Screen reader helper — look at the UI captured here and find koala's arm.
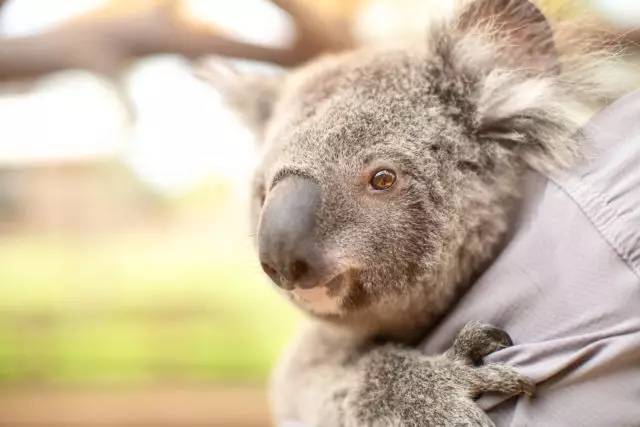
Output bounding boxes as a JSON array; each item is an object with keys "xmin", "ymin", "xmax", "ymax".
[{"xmin": 270, "ymin": 321, "xmax": 534, "ymax": 427}]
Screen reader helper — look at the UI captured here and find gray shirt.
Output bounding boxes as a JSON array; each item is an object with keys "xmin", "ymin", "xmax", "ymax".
[{"xmin": 421, "ymin": 90, "xmax": 640, "ymax": 426}]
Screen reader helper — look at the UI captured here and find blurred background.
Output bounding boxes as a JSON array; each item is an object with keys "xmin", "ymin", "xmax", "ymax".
[{"xmin": 0, "ymin": 0, "xmax": 638, "ymax": 426}]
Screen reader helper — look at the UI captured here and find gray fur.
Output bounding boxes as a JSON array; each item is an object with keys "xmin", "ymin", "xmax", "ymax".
[{"xmin": 199, "ymin": 0, "xmax": 627, "ymax": 425}]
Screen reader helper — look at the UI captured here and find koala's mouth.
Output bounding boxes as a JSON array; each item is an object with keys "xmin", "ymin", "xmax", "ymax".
[{"xmin": 287, "ymin": 271, "xmax": 355, "ymax": 315}]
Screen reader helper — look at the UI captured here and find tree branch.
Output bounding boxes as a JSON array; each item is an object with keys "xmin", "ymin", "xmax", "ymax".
[
  {"xmin": 0, "ymin": 0, "xmax": 355, "ymax": 82},
  {"xmin": 270, "ymin": 0, "xmax": 354, "ymax": 61}
]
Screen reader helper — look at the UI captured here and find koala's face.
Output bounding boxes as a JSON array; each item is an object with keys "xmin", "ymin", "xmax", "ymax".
[
  {"xmin": 253, "ymin": 49, "xmax": 465, "ymax": 318},
  {"xmin": 202, "ymin": 0, "xmax": 580, "ymax": 326}
]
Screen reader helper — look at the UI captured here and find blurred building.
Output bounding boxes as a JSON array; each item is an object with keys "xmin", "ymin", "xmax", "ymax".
[{"xmin": 0, "ymin": 159, "xmax": 157, "ymax": 234}]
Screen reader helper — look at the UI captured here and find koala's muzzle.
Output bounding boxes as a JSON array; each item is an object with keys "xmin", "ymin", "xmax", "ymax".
[{"xmin": 258, "ymin": 177, "xmax": 324, "ymax": 290}]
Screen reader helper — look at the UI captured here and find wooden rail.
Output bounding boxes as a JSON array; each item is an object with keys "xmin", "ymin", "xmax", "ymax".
[{"xmin": 0, "ymin": 384, "xmax": 272, "ymax": 427}]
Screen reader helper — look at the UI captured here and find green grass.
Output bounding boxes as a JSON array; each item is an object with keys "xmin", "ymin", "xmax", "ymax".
[{"xmin": 0, "ymin": 234, "xmax": 300, "ymax": 384}]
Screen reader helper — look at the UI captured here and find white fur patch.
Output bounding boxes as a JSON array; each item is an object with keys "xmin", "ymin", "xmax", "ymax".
[
  {"xmin": 290, "ymin": 286, "xmax": 342, "ymax": 315},
  {"xmin": 489, "ymin": 79, "xmax": 550, "ymax": 118},
  {"xmin": 480, "ymin": 73, "xmax": 552, "ymax": 121}
]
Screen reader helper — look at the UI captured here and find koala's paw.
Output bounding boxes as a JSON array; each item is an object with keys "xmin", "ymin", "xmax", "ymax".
[
  {"xmin": 446, "ymin": 321, "xmax": 514, "ymax": 366},
  {"xmin": 333, "ymin": 324, "xmax": 534, "ymax": 426},
  {"xmin": 459, "ymin": 362, "xmax": 535, "ymax": 399},
  {"xmin": 446, "ymin": 322, "xmax": 536, "ymax": 399},
  {"xmin": 339, "ymin": 347, "xmax": 500, "ymax": 427}
]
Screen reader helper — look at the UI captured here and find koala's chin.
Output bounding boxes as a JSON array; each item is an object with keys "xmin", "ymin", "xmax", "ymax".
[
  {"xmin": 283, "ymin": 272, "xmax": 355, "ymax": 317},
  {"xmin": 289, "ymin": 287, "xmax": 343, "ymax": 316}
]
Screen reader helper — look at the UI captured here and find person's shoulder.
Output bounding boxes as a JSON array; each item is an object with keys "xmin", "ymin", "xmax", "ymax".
[{"xmin": 550, "ymin": 90, "xmax": 640, "ymax": 279}]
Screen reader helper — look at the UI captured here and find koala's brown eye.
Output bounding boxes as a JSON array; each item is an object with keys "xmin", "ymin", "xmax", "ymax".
[{"xmin": 370, "ymin": 169, "xmax": 396, "ymax": 191}]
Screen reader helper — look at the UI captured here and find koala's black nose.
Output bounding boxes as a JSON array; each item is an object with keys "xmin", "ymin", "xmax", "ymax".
[{"xmin": 258, "ymin": 176, "xmax": 322, "ymax": 290}]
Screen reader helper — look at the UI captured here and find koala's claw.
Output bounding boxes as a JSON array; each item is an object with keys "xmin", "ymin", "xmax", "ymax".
[
  {"xmin": 446, "ymin": 321, "xmax": 515, "ymax": 365},
  {"xmin": 522, "ymin": 377, "xmax": 536, "ymax": 397},
  {"xmin": 483, "ymin": 325, "xmax": 514, "ymax": 349}
]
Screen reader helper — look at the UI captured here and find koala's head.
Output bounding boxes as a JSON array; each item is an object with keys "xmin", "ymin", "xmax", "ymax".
[{"xmin": 201, "ymin": 0, "xmax": 615, "ymax": 333}]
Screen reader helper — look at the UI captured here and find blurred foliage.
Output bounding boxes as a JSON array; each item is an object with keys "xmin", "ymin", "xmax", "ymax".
[{"xmin": 0, "ymin": 232, "xmax": 300, "ymax": 384}]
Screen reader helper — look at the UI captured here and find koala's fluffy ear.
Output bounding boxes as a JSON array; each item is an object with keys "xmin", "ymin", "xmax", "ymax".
[
  {"xmin": 195, "ymin": 60, "xmax": 284, "ymax": 139},
  {"xmin": 455, "ymin": 0, "xmax": 559, "ymax": 74},
  {"xmin": 449, "ymin": 0, "xmax": 587, "ymax": 170}
]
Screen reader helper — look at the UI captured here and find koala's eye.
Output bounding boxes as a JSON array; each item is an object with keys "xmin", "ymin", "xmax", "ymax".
[{"xmin": 370, "ymin": 169, "xmax": 396, "ymax": 191}]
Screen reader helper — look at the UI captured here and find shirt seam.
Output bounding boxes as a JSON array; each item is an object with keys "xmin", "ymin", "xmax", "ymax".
[{"xmin": 544, "ymin": 172, "xmax": 640, "ymax": 280}]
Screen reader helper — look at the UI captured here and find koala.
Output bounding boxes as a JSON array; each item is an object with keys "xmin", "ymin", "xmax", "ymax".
[{"xmin": 199, "ymin": 0, "xmax": 626, "ymax": 425}]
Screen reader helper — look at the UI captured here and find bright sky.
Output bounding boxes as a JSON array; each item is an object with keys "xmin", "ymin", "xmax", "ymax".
[
  {"xmin": 0, "ymin": 0, "xmax": 290, "ymax": 194},
  {"xmin": 124, "ymin": 56, "xmax": 256, "ymax": 194}
]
